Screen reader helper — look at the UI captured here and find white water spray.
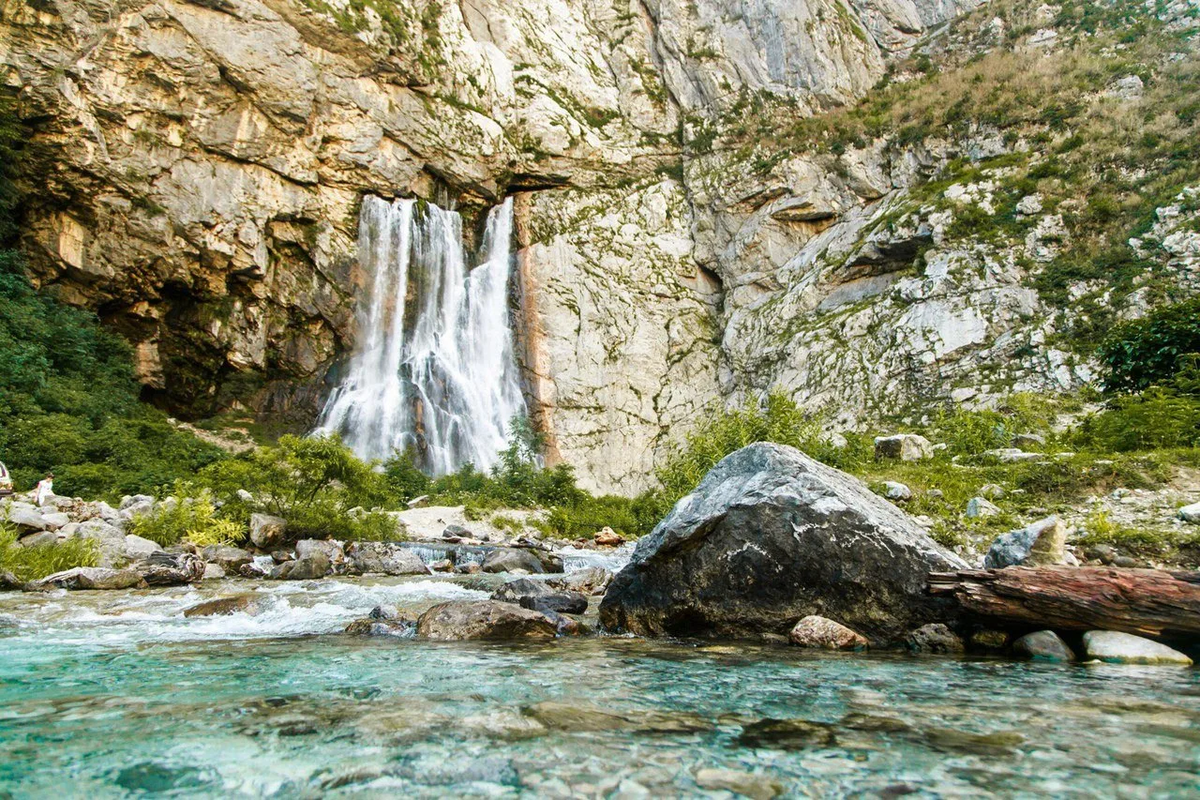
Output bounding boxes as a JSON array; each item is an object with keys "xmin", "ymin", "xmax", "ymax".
[{"xmin": 315, "ymin": 196, "xmax": 525, "ymax": 473}]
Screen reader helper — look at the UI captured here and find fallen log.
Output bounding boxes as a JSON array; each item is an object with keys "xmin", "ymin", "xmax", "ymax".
[{"xmin": 927, "ymin": 566, "xmax": 1200, "ymax": 640}]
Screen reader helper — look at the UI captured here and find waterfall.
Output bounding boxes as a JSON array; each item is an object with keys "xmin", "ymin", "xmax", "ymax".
[{"xmin": 315, "ymin": 196, "xmax": 526, "ymax": 473}]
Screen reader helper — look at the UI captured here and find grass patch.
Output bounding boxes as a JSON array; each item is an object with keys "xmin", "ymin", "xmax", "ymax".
[{"xmin": 0, "ymin": 523, "xmax": 97, "ymax": 582}]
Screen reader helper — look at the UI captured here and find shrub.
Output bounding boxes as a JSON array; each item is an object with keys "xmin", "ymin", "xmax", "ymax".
[
  {"xmin": 198, "ymin": 434, "xmax": 401, "ymax": 541},
  {"xmin": 0, "ymin": 523, "xmax": 98, "ymax": 582},
  {"xmin": 1097, "ymin": 297, "xmax": 1200, "ymax": 393},
  {"xmin": 128, "ymin": 487, "xmax": 245, "ymax": 547}
]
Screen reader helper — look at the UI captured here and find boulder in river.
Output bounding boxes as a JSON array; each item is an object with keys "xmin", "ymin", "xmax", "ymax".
[
  {"xmin": 491, "ymin": 578, "xmax": 588, "ymax": 614},
  {"xmin": 201, "ymin": 545, "xmax": 253, "ymax": 572},
  {"xmin": 417, "ymin": 600, "xmax": 558, "ymax": 640},
  {"xmin": 788, "ymin": 616, "xmax": 868, "ymax": 650},
  {"xmin": 1081, "ymin": 631, "xmax": 1192, "ymax": 665},
  {"xmin": 344, "ymin": 541, "xmax": 430, "ymax": 576},
  {"xmin": 550, "ymin": 567, "xmax": 612, "ymax": 596},
  {"xmin": 480, "ymin": 548, "xmax": 548, "ymax": 574},
  {"xmin": 1012, "ymin": 630, "xmax": 1075, "ymax": 662},
  {"xmin": 599, "ymin": 443, "xmax": 966, "ymax": 642},
  {"xmin": 32, "ymin": 567, "xmax": 145, "ymax": 591},
  {"xmin": 136, "ymin": 552, "xmax": 206, "ymax": 586},
  {"xmin": 270, "ymin": 552, "xmax": 330, "ymax": 580},
  {"xmin": 250, "ymin": 513, "xmax": 287, "ymax": 549},
  {"xmin": 184, "ymin": 594, "xmax": 268, "ymax": 617}
]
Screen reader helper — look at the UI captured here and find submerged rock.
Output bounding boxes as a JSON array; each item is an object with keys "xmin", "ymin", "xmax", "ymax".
[
  {"xmin": 1082, "ymin": 631, "xmax": 1193, "ymax": 665},
  {"xmin": 738, "ymin": 718, "xmax": 837, "ymax": 749},
  {"xmin": 524, "ymin": 701, "xmax": 711, "ymax": 733},
  {"xmin": 1012, "ymin": 630, "xmax": 1075, "ymax": 662},
  {"xmin": 416, "ymin": 600, "xmax": 557, "ymax": 641},
  {"xmin": 599, "ymin": 443, "xmax": 966, "ymax": 642},
  {"xmin": 925, "ymin": 727, "xmax": 1024, "ymax": 755},
  {"xmin": 984, "ymin": 516, "xmax": 1067, "ymax": 569},
  {"xmin": 788, "ymin": 616, "xmax": 868, "ymax": 650},
  {"xmin": 693, "ymin": 768, "xmax": 783, "ymax": 800},
  {"xmin": 184, "ymin": 594, "xmax": 267, "ymax": 618}
]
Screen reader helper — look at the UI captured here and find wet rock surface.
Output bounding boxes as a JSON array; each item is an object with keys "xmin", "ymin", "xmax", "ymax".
[
  {"xmin": 416, "ymin": 600, "xmax": 558, "ymax": 641},
  {"xmin": 600, "ymin": 443, "xmax": 966, "ymax": 642},
  {"xmin": 1082, "ymin": 631, "xmax": 1193, "ymax": 666},
  {"xmin": 789, "ymin": 616, "xmax": 869, "ymax": 650},
  {"xmin": 1013, "ymin": 630, "xmax": 1075, "ymax": 662}
]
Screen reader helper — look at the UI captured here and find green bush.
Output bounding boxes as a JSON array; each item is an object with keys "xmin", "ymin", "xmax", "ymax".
[
  {"xmin": 1097, "ymin": 297, "xmax": 1200, "ymax": 393},
  {"xmin": 932, "ymin": 393, "xmax": 1059, "ymax": 455},
  {"xmin": 128, "ymin": 486, "xmax": 245, "ymax": 547},
  {"xmin": 0, "ymin": 523, "xmax": 98, "ymax": 582},
  {"xmin": 199, "ymin": 434, "xmax": 400, "ymax": 541}
]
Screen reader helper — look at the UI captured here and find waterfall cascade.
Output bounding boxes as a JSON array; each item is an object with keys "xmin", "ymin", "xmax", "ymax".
[{"xmin": 315, "ymin": 196, "xmax": 526, "ymax": 474}]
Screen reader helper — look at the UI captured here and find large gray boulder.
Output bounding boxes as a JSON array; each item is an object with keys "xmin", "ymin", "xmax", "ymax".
[
  {"xmin": 250, "ymin": 514, "xmax": 287, "ymax": 549},
  {"xmin": 480, "ymin": 548, "xmax": 549, "ymax": 574},
  {"xmin": 599, "ymin": 443, "xmax": 967, "ymax": 643}
]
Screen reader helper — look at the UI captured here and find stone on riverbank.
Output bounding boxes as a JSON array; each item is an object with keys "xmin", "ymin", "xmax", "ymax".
[
  {"xmin": 1082, "ymin": 631, "xmax": 1193, "ymax": 665},
  {"xmin": 202, "ymin": 545, "xmax": 253, "ymax": 572},
  {"xmin": 137, "ymin": 552, "xmax": 206, "ymax": 586},
  {"xmin": 1180, "ymin": 501, "xmax": 1200, "ymax": 524},
  {"xmin": 1012, "ymin": 630, "xmax": 1075, "ymax": 662},
  {"xmin": 250, "ymin": 514, "xmax": 287, "ymax": 549},
  {"xmin": 874, "ymin": 434, "xmax": 933, "ymax": 461},
  {"xmin": 417, "ymin": 600, "xmax": 558, "ymax": 641},
  {"xmin": 33, "ymin": 567, "xmax": 144, "ymax": 591},
  {"xmin": 984, "ymin": 516, "xmax": 1067, "ymax": 569},
  {"xmin": 905, "ymin": 623, "xmax": 965, "ymax": 654},
  {"xmin": 788, "ymin": 616, "xmax": 868, "ymax": 650},
  {"xmin": 599, "ymin": 443, "xmax": 966, "ymax": 642}
]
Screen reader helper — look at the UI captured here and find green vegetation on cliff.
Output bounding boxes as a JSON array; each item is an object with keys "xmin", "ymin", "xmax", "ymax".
[{"xmin": 0, "ymin": 98, "xmax": 225, "ymax": 499}]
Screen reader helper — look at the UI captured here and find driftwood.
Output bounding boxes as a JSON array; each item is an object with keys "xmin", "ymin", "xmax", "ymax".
[{"xmin": 927, "ymin": 566, "xmax": 1200, "ymax": 640}]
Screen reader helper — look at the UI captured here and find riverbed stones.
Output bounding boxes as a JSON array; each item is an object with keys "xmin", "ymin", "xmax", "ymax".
[
  {"xmin": 417, "ymin": 600, "xmax": 558, "ymax": 640},
  {"xmin": 137, "ymin": 552, "xmax": 206, "ymax": 586},
  {"xmin": 788, "ymin": 616, "xmax": 869, "ymax": 650},
  {"xmin": 693, "ymin": 768, "xmax": 783, "ymax": 800},
  {"xmin": 984, "ymin": 516, "xmax": 1067, "ymax": 569},
  {"xmin": 905, "ymin": 623, "xmax": 965, "ymax": 654},
  {"xmin": 1081, "ymin": 631, "xmax": 1193, "ymax": 665},
  {"xmin": 523, "ymin": 701, "xmax": 711, "ymax": 733},
  {"xmin": 1180, "ymin": 501, "xmax": 1200, "ymax": 523},
  {"xmin": 33, "ymin": 566, "xmax": 144, "ymax": 590},
  {"xmin": 184, "ymin": 594, "xmax": 268, "ymax": 617},
  {"xmin": 480, "ymin": 548, "xmax": 548, "ymax": 574},
  {"xmin": 250, "ymin": 514, "xmax": 287, "ymax": 549},
  {"xmin": 344, "ymin": 541, "xmax": 430, "ymax": 576},
  {"xmin": 1012, "ymin": 630, "xmax": 1075, "ymax": 661},
  {"xmin": 874, "ymin": 434, "xmax": 934, "ymax": 461},
  {"xmin": 599, "ymin": 443, "xmax": 967, "ymax": 642}
]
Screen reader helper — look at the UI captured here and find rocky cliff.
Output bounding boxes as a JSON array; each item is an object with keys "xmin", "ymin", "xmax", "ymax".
[{"xmin": 2, "ymin": 0, "xmax": 1196, "ymax": 492}]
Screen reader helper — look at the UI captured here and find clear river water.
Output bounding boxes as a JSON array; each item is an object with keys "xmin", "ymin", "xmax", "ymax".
[{"xmin": 1, "ymin": 575, "xmax": 1198, "ymax": 798}]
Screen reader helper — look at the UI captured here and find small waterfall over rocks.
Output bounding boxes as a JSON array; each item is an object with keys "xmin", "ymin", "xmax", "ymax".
[{"xmin": 316, "ymin": 196, "xmax": 525, "ymax": 473}]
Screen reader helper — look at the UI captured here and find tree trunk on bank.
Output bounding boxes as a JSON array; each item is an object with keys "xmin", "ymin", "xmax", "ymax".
[{"xmin": 927, "ymin": 566, "xmax": 1200, "ymax": 640}]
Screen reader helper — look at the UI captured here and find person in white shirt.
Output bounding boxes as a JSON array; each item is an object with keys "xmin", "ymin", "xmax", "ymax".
[{"xmin": 34, "ymin": 473, "xmax": 54, "ymax": 506}]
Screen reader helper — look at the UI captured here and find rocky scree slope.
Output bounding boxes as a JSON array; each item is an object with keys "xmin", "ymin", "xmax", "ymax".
[{"xmin": 7, "ymin": 0, "xmax": 1196, "ymax": 494}]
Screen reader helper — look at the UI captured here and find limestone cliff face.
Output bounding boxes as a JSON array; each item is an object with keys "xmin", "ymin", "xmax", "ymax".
[{"xmin": 14, "ymin": 0, "xmax": 1138, "ymax": 493}]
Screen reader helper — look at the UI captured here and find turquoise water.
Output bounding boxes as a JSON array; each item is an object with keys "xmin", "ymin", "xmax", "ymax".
[{"xmin": 2, "ymin": 578, "xmax": 1199, "ymax": 797}]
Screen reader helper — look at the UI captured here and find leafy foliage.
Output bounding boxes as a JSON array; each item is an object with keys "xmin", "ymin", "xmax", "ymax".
[
  {"xmin": 1096, "ymin": 297, "xmax": 1200, "ymax": 393},
  {"xmin": 128, "ymin": 485, "xmax": 245, "ymax": 547},
  {"xmin": 198, "ymin": 435, "xmax": 400, "ymax": 541},
  {"xmin": 0, "ymin": 522, "xmax": 97, "ymax": 582}
]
